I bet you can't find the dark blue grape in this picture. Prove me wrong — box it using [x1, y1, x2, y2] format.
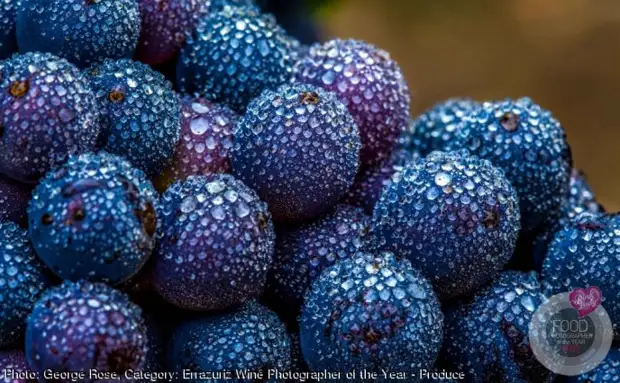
[399, 98, 479, 156]
[300, 251, 443, 381]
[16, 0, 140, 68]
[88, 59, 181, 175]
[567, 348, 620, 382]
[446, 97, 572, 234]
[542, 212, 620, 336]
[28, 152, 158, 285]
[440, 271, 553, 383]
[176, 6, 297, 113]
[370, 150, 520, 300]
[168, 301, 291, 383]
[0, 52, 100, 183]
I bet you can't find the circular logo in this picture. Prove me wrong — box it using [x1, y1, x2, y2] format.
[529, 288, 613, 376]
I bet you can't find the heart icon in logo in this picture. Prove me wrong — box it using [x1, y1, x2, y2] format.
[569, 286, 602, 317]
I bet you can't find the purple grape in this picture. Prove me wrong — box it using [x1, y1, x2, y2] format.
[25, 281, 147, 383]
[152, 174, 275, 311]
[135, 0, 211, 65]
[0, 52, 100, 183]
[232, 83, 361, 223]
[266, 204, 370, 314]
[171, 96, 237, 179]
[293, 39, 410, 167]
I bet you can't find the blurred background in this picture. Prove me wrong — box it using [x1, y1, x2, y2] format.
[292, 0, 620, 211]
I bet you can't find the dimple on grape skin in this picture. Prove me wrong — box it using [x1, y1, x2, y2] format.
[542, 212, 620, 336]
[265, 204, 370, 314]
[168, 301, 291, 382]
[152, 174, 275, 311]
[300, 251, 443, 381]
[293, 38, 411, 167]
[232, 83, 361, 223]
[176, 6, 297, 113]
[0, 222, 49, 349]
[0, 52, 100, 184]
[88, 59, 182, 176]
[446, 97, 572, 235]
[28, 152, 159, 286]
[16, 0, 140, 68]
[440, 271, 553, 383]
[25, 281, 147, 383]
[135, 0, 211, 65]
[171, 96, 237, 179]
[370, 150, 521, 301]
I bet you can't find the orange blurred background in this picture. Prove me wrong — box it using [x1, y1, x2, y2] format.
[316, 0, 620, 210]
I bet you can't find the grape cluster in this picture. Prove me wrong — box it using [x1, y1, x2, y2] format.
[0, 1, 617, 382]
